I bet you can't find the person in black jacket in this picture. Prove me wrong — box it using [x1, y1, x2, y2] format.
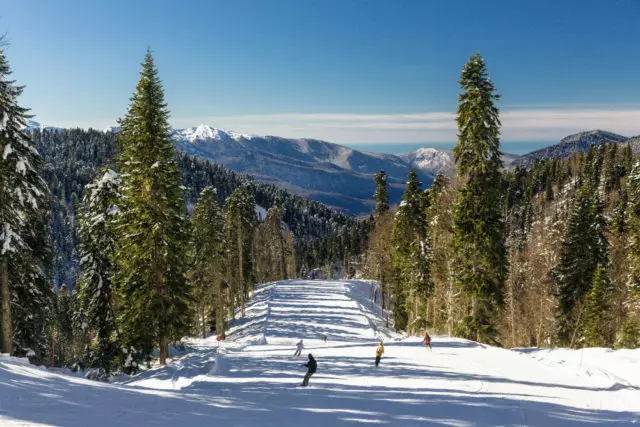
[301, 353, 317, 387]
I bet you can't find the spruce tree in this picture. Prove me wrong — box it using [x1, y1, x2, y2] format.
[452, 53, 507, 344]
[0, 44, 50, 356]
[581, 264, 612, 347]
[391, 169, 432, 332]
[622, 161, 640, 347]
[224, 184, 256, 318]
[374, 170, 390, 217]
[191, 187, 226, 338]
[77, 168, 121, 375]
[114, 50, 191, 367]
[552, 184, 608, 346]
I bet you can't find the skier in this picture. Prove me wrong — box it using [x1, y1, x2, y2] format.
[294, 339, 304, 357]
[300, 353, 317, 387]
[423, 330, 432, 351]
[375, 341, 384, 367]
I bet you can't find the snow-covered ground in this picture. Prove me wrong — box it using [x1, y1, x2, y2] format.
[2, 280, 640, 426]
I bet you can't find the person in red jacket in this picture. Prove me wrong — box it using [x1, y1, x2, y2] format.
[423, 331, 432, 351]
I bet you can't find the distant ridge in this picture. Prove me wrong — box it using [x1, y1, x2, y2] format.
[512, 130, 629, 167]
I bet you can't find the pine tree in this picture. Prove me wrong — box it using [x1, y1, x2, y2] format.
[374, 170, 390, 217]
[76, 168, 121, 375]
[391, 169, 432, 332]
[190, 187, 226, 338]
[253, 206, 295, 283]
[581, 264, 612, 347]
[622, 161, 640, 347]
[552, 184, 608, 346]
[617, 317, 640, 348]
[0, 44, 50, 356]
[225, 184, 256, 318]
[114, 50, 191, 368]
[452, 53, 507, 344]
[612, 186, 628, 234]
[53, 285, 75, 367]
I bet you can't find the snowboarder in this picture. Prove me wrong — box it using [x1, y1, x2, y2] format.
[294, 339, 304, 357]
[301, 353, 317, 387]
[423, 331, 432, 351]
[375, 342, 384, 367]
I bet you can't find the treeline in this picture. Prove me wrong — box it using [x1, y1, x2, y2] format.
[364, 53, 640, 349]
[0, 47, 368, 376]
[35, 128, 368, 290]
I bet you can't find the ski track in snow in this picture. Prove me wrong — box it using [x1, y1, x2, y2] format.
[2, 279, 640, 426]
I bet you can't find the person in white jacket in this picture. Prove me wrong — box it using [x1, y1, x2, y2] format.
[294, 339, 304, 356]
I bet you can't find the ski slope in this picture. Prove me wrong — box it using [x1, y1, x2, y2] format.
[1, 279, 640, 426]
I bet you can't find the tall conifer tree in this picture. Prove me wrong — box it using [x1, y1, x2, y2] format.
[191, 187, 226, 338]
[374, 170, 390, 217]
[581, 264, 612, 347]
[391, 169, 432, 332]
[552, 184, 608, 346]
[0, 44, 50, 356]
[77, 169, 121, 374]
[452, 53, 507, 344]
[114, 50, 191, 367]
[224, 184, 256, 318]
[622, 162, 640, 347]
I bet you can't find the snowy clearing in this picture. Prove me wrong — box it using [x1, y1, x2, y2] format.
[1, 279, 640, 426]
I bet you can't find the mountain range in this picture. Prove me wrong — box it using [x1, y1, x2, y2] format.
[36, 121, 639, 215]
[168, 125, 435, 215]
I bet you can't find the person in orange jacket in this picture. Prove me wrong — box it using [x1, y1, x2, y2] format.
[375, 341, 384, 367]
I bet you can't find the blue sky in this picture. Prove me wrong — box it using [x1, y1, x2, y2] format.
[1, 0, 640, 147]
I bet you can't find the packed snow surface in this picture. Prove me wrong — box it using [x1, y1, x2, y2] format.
[1, 280, 639, 426]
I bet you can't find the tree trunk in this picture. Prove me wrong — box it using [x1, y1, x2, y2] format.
[159, 335, 168, 365]
[216, 278, 225, 337]
[237, 226, 245, 318]
[1, 257, 12, 355]
[201, 305, 207, 339]
[280, 236, 288, 281]
[447, 262, 454, 337]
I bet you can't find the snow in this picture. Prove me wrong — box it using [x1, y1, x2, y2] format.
[3, 143, 13, 159]
[1, 279, 640, 426]
[255, 204, 267, 221]
[0, 113, 8, 132]
[409, 148, 454, 175]
[172, 124, 253, 144]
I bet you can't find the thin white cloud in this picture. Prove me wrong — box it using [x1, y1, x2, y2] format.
[51, 108, 627, 144]
[171, 108, 640, 144]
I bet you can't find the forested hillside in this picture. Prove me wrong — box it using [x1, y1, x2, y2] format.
[363, 54, 640, 350]
[33, 128, 369, 290]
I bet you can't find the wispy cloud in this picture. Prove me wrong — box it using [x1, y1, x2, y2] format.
[170, 108, 640, 144]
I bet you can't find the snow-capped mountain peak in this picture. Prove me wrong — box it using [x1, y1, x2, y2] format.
[172, 124, 253, 143]
[402, 147, 455, 176]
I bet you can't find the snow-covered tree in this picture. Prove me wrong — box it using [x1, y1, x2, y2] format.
[77, 168, 121, 375]
[621, 162, 640, 347]
[0, 44, 51, 356]
[552, 184, 608, 347]
[391, 168, 431, 332]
